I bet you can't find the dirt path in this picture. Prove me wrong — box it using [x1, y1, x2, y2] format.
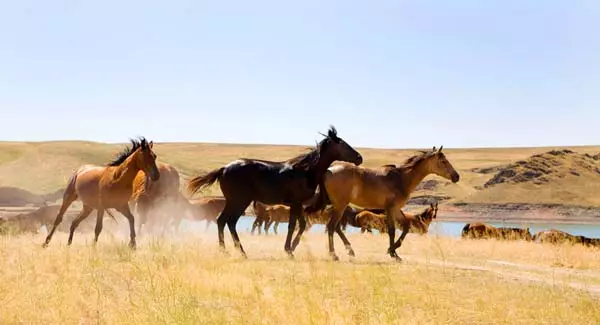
[407, 256, 600, 297]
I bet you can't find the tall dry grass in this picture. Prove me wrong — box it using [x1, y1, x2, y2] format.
[1, 230, 599, 324]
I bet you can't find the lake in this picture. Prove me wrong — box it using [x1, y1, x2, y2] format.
[179, 216, 600, 238]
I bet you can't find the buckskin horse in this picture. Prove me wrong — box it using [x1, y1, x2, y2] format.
[306, 146, 460, 261]
[186, 126, 362, 258]
[43, 137, 160, 249]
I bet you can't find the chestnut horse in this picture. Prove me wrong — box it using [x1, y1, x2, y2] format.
[131, 162, 182, 235]
[306, 146, 459, 261]
[186, 126, 362, 258]
[462, 222, 532, 241]
[43, 138, 160, 249]
[356, 203, 439, 235]
[179, 196, 227, 231]
[533, 229, 599, 246]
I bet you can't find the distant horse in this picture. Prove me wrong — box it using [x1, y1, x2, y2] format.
[186, 126, 362, 258]
[358, 203, 439, 235]
[306, 146, 460, 261]
[131, 162, 182, 235]
[533, 229, 600, 247]
[43, 137, 160, 249]
[461, 222, 500, 239]
[462, 222, 532, 241]
[251, 201, 270, 235]
[497, 227, 533, 241]
[262, 203, 291, 235]
[179, 196, 227, 231]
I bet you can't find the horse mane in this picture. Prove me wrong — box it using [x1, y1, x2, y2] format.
[287, 126, 338, 171]
[107, 137, 149, 167]
[399, 150, 437, 170]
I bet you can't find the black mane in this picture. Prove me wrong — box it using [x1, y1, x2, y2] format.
[287, 125, 338, 172]
[107, 137, 149, 167]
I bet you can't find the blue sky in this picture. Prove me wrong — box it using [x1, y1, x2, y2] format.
[1, 0, 598, 148]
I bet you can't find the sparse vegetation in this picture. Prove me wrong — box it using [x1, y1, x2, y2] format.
[1, 232, 599, 324]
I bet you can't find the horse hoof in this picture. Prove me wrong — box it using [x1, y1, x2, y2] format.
[330, 254, 340, 262]
[42, 242, 49, 248]
[348, 250, 356, 257]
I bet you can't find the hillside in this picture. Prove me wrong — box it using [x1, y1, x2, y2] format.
[0, 141, 599, 213]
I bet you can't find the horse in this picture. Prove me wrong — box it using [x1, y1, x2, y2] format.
[497, 227, 533, 241]
[461, 222, 500, 239]
[186, 126, 362, 258]
[251, 202, 291, 235]
[306, 146, 459, 261]
[533, 229, 600, 247]
[43, 137, 160, 249]
[180, 196, 227, 231]
[251, 201, 270, 235]
[131, 162, 183, 235]
[358, 203, 439, 235]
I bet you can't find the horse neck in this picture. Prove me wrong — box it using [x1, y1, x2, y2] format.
[398, 162, 434, 195]
[309, 151, 337, 184]
[110, 153, 142, 187]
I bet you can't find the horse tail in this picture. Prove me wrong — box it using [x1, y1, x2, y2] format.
[186, 167, 224, 195]
[461, 223, 470, 238]
[304, 183, 330, 214]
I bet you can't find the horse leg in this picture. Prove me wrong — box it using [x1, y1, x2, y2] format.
[43, 192, 77, 247]
[93, 209, 105, 244]
[67, 206, 94, 245]
[385, 207, 401, 261]
[334, 222, 355, 257]
[115, 205, 138, 249]
[327, 207, 345, 261]
[390, 221, 410, 260]
[284, 209, 299, 257]
[291, 204, 307, 251]
[224, 204, 249, 258]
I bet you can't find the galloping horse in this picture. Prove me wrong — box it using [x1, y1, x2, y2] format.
[306, 146, 460, 261]
[131, 162, 182, 235]
[356, 203, 439, 235]
[43, 138, 160, 249]
[186, 126, 362, 258]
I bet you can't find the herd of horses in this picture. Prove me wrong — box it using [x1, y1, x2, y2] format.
[462, 222, 600, 247]
[0, 125, 591, 261]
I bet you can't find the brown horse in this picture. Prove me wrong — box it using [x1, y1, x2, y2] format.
[131, 162, 182, 235]
[43, 137, 159, 249]
[186, 126, 362, 258]
[251, 201, 270, 235]
[179, 196, 227, 231]
[462, 222, 532, 241]
[306, 146, 459, 261]
[358, 203, 439, 235]
[533, 229, 600, 246]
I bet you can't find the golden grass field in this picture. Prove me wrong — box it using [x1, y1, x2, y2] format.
[1, 230, 600, 324]
[1, 140, 600, 324]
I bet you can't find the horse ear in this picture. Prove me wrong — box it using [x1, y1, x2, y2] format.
[327, 125, 339, 141]
[438, 145, 443, 152]
[149, 141, 154, 149]
[432, 146, 436, 152]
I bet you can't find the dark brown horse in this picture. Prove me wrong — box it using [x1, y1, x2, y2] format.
[306, 146, 460, 261]
[43, 137, 159, 249]
[186, 126, 362, 258]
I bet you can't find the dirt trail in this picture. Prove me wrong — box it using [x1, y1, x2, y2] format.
[407, 256, 600, 297]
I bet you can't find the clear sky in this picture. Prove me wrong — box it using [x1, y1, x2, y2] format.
[1, 0, 598, 148]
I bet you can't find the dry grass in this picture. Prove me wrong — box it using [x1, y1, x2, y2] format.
[1, 230, 599, 324]
[1, 141, 599, 207]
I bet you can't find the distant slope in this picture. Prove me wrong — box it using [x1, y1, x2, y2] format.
[459, 149, 600, 207]
[0, 141, 598, 208]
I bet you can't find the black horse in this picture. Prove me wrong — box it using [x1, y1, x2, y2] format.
[186, 126, 363, 257]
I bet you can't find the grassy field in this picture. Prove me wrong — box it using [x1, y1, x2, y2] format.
[1, 231, 599, 324]
[1, 140, 599, 209]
